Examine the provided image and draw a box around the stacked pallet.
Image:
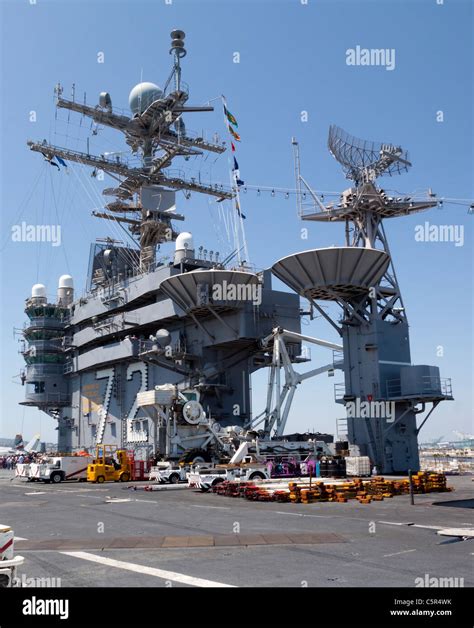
[273,490,290,503]
[208,472,451,504]
[332,479,373,503]
[356,492,372,504]
[212,480,242,497]
[288,479,379,504]
[412,471,452,493]
[366,477,397,498]
[327,481,359,502]
[289,482,316,503]
[243,484,273,501]
[365,473,452,497]
[288,481,335,503]
[288,481,301,503]
[427,472,451,491]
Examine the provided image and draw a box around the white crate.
[137,387,174,407]
[345,456,371,477]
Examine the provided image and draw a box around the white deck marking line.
[379,521,445,530]
[133,499,159,503]
[383,549,417,557]
[14,536,28,541]
[24,492,47,495]
[52,489,97,493]
[274,511,384,522]
[192,505,230,510]
[61,551,235,588]
[275,511,340,519]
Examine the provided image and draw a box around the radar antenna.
[328,125,412,185]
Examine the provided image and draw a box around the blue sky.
[0,0,472,442]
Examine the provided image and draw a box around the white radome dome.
[128,82,163,115]
[58,274,74,289]
[154,329,171,348]
[31,283,47,299]
[175,232,194,252]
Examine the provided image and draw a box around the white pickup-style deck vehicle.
[149,463,188,484]
[187,464,269,491]
[187,444,271,491]
[29,456,92,483]
[186,438,332,491]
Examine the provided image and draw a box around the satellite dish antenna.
[328,125,412,185]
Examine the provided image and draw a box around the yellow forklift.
[87,445,131,483]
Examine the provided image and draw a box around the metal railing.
[333,349,344,368]
[24,317,68,329]
[138,338,183,357]
[24,392,70,404]
[386,379,402,398]
[386,376,452,399]
[336,418,348,439]
[22,340,64,352]
[295,345,311,361]
[25,364,65,376]
[334,383,347,402]
[441,378,453,397]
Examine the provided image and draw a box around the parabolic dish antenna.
[160,269,260,314]
[272,247,390,301]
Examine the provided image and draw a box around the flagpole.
[234,175,250,268]
[221,96,241,265]
[220,95,250,268]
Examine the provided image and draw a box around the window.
[27,381,45,394]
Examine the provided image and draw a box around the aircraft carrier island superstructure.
[19,30,453,472]
[20,30,305,463]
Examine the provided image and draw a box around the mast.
[275,126,453,473]
[27,30,234,274]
